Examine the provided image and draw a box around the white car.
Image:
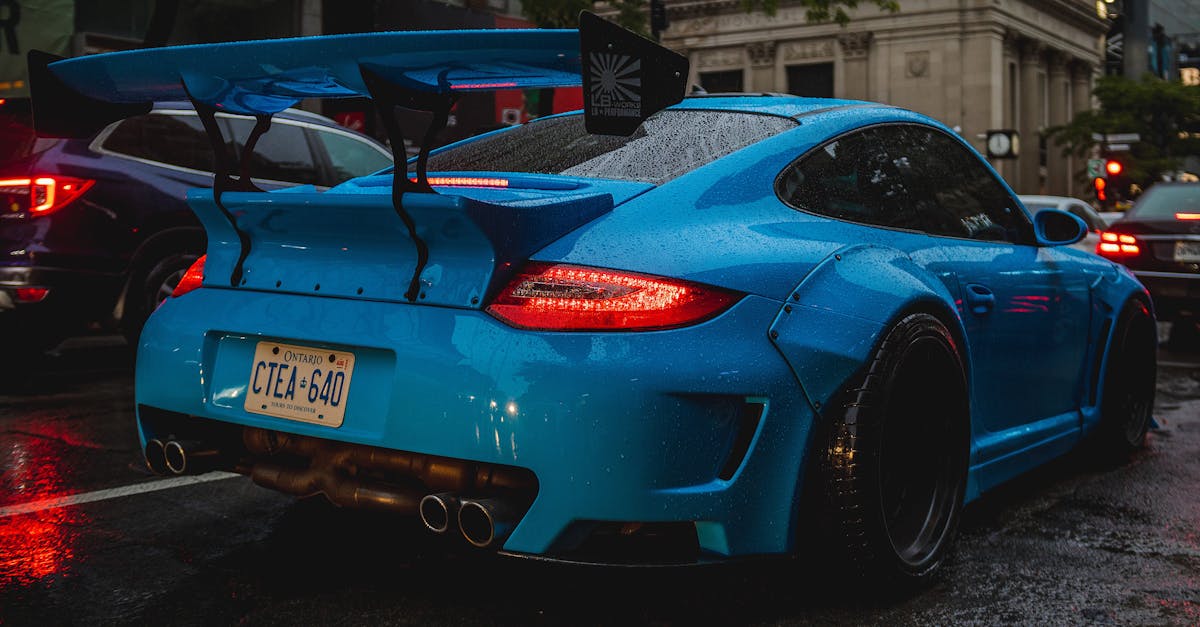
[1018,195,1108,254]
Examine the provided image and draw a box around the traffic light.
[1094,176,1107,202]
[1105,159,1123,177]
[650,0,668,41]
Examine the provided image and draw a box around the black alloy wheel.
[817,313,969,588]
[1092,299,1157,462]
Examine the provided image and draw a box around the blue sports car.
[30,14,1157,585]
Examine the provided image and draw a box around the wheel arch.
[113,226,206,322]
[769,243,971,417]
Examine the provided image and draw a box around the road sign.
[1107,143,1132,152]
[1105,133,1141,143]
[1092,132,1141,144]
[1087,159,1105,178]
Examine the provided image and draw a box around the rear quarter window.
[427,110,797,185]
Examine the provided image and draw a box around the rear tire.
[120,251,200,347]
[815,313,969,588]
[1091,299,1157,462]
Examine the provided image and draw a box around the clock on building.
[985,130,1019,159]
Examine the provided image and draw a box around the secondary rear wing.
[26,13,688,299]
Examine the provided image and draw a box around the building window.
[1008,62,1018,128]
[698,70,744,93]
[786,63,834,98]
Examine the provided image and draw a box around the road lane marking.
[0,472,242,518]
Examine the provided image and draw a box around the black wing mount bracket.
[358,65,459,302]
[181,79,272,287]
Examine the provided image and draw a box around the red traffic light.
[1105,160,1123,176]
[1093,177,1107,201]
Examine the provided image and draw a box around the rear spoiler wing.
[27,13,687,300]
[28,12,687,139]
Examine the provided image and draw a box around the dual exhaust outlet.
[145,429,529,549]
[144,438,219,476]
[420,492,520,548]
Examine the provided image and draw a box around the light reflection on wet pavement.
[0,335,1197,625]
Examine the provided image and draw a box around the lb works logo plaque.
[589,52,641,118]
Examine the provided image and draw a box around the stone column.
[995,29,1022,187]
[1071,61,1093,114]
[837,32,873,101]
[1069,61,1095,196]
[745,41,778,92]
[1018,39,1044,195]
[1046,50,1070,196]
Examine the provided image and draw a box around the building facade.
[660,0,1110,196]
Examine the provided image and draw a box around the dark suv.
[0,98,391,360]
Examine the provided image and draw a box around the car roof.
[152,100,342,127]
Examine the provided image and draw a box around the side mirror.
[1033,209,1087,247]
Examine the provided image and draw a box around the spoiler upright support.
[182,81,270,287]
[359,65,459,302]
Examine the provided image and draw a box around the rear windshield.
[1129,184,1200,219]
[427,110,797,185]
[0,101,56,166]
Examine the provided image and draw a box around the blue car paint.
[133,99,1152,558]
[67,29,1147,559]
[139,289,814,557]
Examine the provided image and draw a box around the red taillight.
[1098,232,1140,256]
[486,262,739,331]
[170,255,206,298]
[14,287,49,303]
[0,176,95,217]
[1177,213,1200,220]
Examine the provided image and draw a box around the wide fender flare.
[768,244,968,415]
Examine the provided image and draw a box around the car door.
[886,125,1093,439]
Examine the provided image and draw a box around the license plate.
[1176,241,1200,262]
[244,341,355,427]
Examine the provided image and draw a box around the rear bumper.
[0,264,122,339]
[1133,270,1200,319]
[134,288,818,561]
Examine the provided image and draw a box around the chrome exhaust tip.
[164,440,218,475]
[420,492,461,534]
[458,498,519,548]
[144,438,168,475]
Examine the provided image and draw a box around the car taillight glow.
[14,287,50,303]
[486,262,739,331]
[170,255,206,298]
[1177,213,1200,220]
[0,176,95,217]
[1098,231,1140,256]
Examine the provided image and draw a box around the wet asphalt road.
[0,334,1198,626]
